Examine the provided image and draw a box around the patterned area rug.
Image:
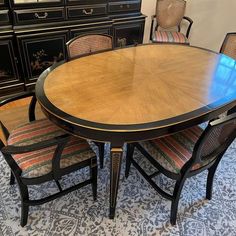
[0,140,236,236]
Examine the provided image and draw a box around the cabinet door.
[17,30,68,85]
[0,39,23,95]
[113,21,144,47]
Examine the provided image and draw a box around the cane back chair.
[220,32,236,115]
[151,0,193,44]
[66,34,113,167]
[220,32,236,60]
[125,113,236,225]
[66,34,113,60]
[0,91,98,226]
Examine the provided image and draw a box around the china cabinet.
[0,0,145,97]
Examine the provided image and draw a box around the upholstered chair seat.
[139,126,215,174]
[153,31,189,44]
[8,119,95,178]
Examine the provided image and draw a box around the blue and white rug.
[0,140,236,236]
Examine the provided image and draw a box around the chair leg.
[125,144,134,178]
[10,171,15,185]
[21,203,29,227]
[90,157,97,201]
[95,142,105,169]
[19,183,29,227]
[206,164,220,200]
[170,177,186,225]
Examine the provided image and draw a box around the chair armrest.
[0,91,35,107]
[150,15,157,41]
[183,16,193,38]
[1,89,37,123]
[2,133,71,179]
[1,134,70,155]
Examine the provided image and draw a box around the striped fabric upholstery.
[8,119,95,178]
[139,126,214,174]
[153,31,189,44]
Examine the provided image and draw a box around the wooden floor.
[0,97,44,143]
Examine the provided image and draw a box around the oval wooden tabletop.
[36,44,236,133]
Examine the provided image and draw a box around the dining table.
[36,44,236,219]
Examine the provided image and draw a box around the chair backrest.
[156,0,186,29]
[193,112,236,166]
[220,33,236,60]
[66,34,113,60]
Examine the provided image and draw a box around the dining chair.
[125,112,236,225]
[0,91,98,226]
[220,32,236,115]
[66,34,113,167]
[220,32,236,60]
[150,0,193,44]
[66,34,113,60]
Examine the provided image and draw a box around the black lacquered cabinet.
[17,30,68,86]
[113,17,144,47]
[0,36,24,95]
[0,0,145,97]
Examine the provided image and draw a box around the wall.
[141,0,236,52]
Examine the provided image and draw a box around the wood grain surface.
[42,44,236,126]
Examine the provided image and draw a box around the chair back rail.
[220,32,236,60]
[156,0,186,30]
[183,113,236,173]
[66,34,113,60]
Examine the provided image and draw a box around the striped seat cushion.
[139,126,214,174]
[152,31,189,44]
[7,119,95,178]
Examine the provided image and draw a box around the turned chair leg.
[10,171,15,185]
[90,157,98,201]
[170,177,186,225]
[125,144,134,178]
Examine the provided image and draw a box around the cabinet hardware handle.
[82,9,94,15]
[34,12,48,19]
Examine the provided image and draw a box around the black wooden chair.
[125,113,236,225]
[220,32,236,115]
[0,91,98,226]
[150,0,193,44]
[66,34,113,167]
[66,34,113,60]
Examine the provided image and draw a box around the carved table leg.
[109,146,123,219]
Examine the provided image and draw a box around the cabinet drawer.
[67,4,107,19]
[66,0,106,4]
[14,7,65,24]
[108,1,141,13]
[0,10,9,24]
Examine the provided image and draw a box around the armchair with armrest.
[150,0,193,44]
[0,91,98,226]
[125,112,236,225]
